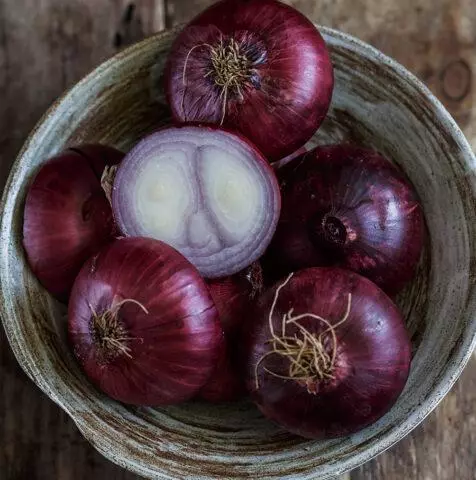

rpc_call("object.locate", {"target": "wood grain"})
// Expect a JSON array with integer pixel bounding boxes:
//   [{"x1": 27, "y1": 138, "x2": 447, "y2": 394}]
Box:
[{"x1": 0, "y1": 1, "x2": 475, "y2": 479}]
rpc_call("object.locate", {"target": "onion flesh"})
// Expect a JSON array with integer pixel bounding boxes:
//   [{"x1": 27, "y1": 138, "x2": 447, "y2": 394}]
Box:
[
  {"x1": 112, "y1": 125, "x2": 281, "y2": 279},
  {"x1": 245, "y1": 267, "x2": 411, "y2": 439},
  {"x1": 68, "y1": 237, "x2": 223, "y2": 406},
  {"x1": 165, "y1": 0, "x2": 334, "y2": 162},
  {"x1": 23, "y1": 145, "x2": 124, "y2": 302}
]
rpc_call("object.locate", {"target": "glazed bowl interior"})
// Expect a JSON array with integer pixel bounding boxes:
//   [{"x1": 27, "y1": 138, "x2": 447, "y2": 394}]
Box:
[{"x1": 1, "y1": 27, "x2": 476, "y2": 479}]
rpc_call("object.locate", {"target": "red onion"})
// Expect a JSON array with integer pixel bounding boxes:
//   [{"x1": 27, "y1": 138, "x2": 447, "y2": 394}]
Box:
[
  {"x1": 265, "y1": 145, "x2": 424, "y2": 294},
  {"x1": 198, "y1": 342, "x2": 244, "y2": 403},
  {"x1": 208, "y1": 262, "x2": 263, "y2": 332},
  {"x1": 164, "y1": 0, "x2": 334, "y2": 162},
  {"x1": 200, "y1": 263, "x2": 263, "y2": 402},
  {"x1": 245, "y1": 268, "x2": 411, "y2": 439},
  {"x1": 112, "y1": 125, "x2": 281, "y2": 279},
  {"x1": 23, "y1": 145, "x2": 124, "y2": 302},
  {"x1": 68, "y1": 237, "x2": 223, "y2": 406}
]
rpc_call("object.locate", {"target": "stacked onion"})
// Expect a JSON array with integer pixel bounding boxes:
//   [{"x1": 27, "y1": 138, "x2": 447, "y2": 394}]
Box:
[{"x1": 22, "y1": 0, "x2": 422, "y2": 439}]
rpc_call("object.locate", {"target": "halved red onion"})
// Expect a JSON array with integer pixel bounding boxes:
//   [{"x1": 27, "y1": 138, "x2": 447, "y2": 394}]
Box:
[
  {"x1": 165, "y1": 0, "x2": 334, "y2": 162},
  {"x1": 69, "y1": 237, "x2": 223, "y2": 406},
  {"x1": 112, "y1": 125, "x2": 281, "y2": 278},
  {"x1": 23, "y1": 145, "x2": 124, "y2": 302}
]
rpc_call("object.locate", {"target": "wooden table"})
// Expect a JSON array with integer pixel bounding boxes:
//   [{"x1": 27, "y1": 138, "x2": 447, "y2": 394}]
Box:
[{"x1": 1, "y1": 1, "x2": 475, "y2": 478}]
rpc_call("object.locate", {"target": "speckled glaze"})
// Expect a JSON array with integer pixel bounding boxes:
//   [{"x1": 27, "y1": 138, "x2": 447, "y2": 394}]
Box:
[{"x1": 1, "y1": 27, "x2": 476, "y2": 479}]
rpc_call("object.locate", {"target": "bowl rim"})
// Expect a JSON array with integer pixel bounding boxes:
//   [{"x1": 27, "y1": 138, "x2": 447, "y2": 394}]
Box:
[{"x1": 1, "y1": 24, "x2": 476, "y2": 479}]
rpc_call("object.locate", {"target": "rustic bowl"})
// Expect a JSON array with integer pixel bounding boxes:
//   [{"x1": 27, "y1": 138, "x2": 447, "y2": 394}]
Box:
[{"x1": 1, "y1": 26, "x2": 476, "y2": 479}]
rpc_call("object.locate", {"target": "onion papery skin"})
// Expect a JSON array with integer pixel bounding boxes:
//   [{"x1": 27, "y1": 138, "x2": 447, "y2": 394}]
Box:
[
  {"x1": 68, "y1": 237, "x2": 223, "y2": 406},
  {"x1": 200, "y1": 264, "x2": 262, "y2": 402},
  {"x1": 165, "y1": 0, "x2": 334, "y2": 162},
  {"x1": 265, "y1": 145, "x2": 424, "y2": 294},
  {"x1": 112, "y1": 125, "x2": 281, "y2": 279},
  {"x1": 245, "y1": 267, "x2": 411, "y2": 439},
  {"x1": 23, "y1": 145, "x2": 124, "y2": 302}
]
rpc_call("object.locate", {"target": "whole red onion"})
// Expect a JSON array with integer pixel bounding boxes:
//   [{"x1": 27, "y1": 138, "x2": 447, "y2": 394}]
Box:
[
  {"x1": 200, "y1": 263, "x2": 263, "y2": 402},
  {"x1": 69, "y1": 237, "x2": 223, "y2": 406},
  {"x1": 265, "y1": 145, "x2": 424, "y2": 294},
  {"x1": 165, "y1": 0, "x2": 334, "y2": 162},
  {"x1": 198, "y1": 342, "x2": 244, "y2": 403},
  {"x1": 208, "y1": 263, "x2": 263, "y2": 332},
  {"x1": 23, "y1": 145, "x2": 124, "y2": 302},
  {"x1": 245, "y1": 268, "x2": 411, "y2": 439}
]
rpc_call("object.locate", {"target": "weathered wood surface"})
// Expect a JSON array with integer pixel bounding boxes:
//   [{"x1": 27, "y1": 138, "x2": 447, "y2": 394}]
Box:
[{"x1": 0, "y1": 1, "x2": 474, "y2": 479}]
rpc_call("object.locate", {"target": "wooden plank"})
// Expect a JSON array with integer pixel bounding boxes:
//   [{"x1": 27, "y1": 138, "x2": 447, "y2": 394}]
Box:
[
  {"x1": 164, "y1": 0, "x2": 214, "y2": 27},
  {"x1": 0, "y1": 1, "x2": 164, "y2": 478},
  {"x1": 0, "y1": 329, "x2": 137, "y2": 479},
  {"x1": 0, "y1": 0, "x2": 166, "y2": 191}
]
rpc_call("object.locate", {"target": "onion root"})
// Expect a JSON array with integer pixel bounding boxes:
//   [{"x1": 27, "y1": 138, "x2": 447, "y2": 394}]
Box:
[
  {"x1": 101, "y1": 164, "x2": 118, "y2": 204},
  {"x1": 182, "y1": 38, "x2": 252, "y2": 124},
  {"x1": 255, "y1": 273, "x2": 352, "y2": 394},
  {"x1": 88, "y1": 298, "x2": 147, "y2": 360}
]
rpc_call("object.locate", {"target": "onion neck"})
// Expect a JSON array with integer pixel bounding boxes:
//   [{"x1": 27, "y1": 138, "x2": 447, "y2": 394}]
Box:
[{"x1": 309, "y1": 212, "x2": 358, "y2": 250}]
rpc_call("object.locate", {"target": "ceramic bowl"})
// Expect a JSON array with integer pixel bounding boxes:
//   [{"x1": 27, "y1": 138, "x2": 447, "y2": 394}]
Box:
[{"x1": 1, "y1": 26, "x2": 476, "y2": 479}]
